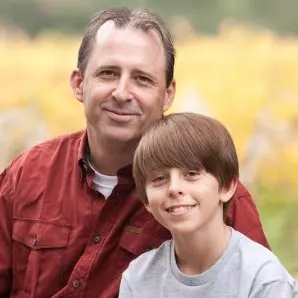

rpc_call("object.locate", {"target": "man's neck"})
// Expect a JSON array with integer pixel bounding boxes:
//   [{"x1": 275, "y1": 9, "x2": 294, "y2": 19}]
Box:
[
  {"x1": 172, "y1": 219, "x2": 231, "y2": 276},
  {"x1": 87, "y1": 128, "x2": 139, "y2": 176}
]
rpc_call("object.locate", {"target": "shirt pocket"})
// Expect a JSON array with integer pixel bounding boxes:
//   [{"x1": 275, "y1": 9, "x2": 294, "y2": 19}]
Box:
[
  {"x1": 12, "y1": 218, "x2": 70, "y2": 296},
  {"x1": 116, "y1": 226, "x2": 168, "y2": 270}
]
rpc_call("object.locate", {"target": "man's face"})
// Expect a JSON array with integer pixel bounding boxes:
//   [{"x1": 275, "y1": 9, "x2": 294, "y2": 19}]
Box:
[
  {"x1": 144, "y1": 168, "x2": 234, "y2": 236},
  {"x1": 71, "y1": 22, "x2": 175, "y2": 143}
]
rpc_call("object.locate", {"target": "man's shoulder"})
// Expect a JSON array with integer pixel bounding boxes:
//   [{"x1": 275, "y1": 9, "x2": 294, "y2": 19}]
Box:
[
  {"x1": 23, "y1": 130, "x2": 84, "y2": 154},
  {"x1": 234, "y1": 181, "x2": 251, "y2": 198},
  {"x1": 226, "y1": 181, "x2": 270, "y2": 249},
  {"x1": 8, "y1": 130, "x2": 84, "y2": 169}
]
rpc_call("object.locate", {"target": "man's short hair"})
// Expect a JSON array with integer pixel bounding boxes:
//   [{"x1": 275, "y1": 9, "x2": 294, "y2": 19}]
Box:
[
  {"x1": 77, "y1": 7, "x2": 175, "y2": 87},
  {"x1": 133, "y1": 112, "x2": 239, "y2": 216}
]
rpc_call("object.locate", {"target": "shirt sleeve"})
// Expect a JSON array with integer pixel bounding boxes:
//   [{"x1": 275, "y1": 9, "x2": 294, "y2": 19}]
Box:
[
  {"x1": 251, "y1": 281, "x2": 295, "y2": 298},
  {"x1": 226, "y1": 181, "x2": 270, "y2": 249},
  {"x1": 119, "y1": 275, "x2": 133, "y2": 298},
  {"x1": 0, "y1": 168, "x2": 14, "y2": 297},
  {"x1": 294, "y1": 285, "x2": 298, "y2": 298}
]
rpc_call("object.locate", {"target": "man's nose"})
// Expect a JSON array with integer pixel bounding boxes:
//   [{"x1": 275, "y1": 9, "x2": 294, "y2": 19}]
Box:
[{"x1": 112, "y1": 76, "x2": 133, "y2": 103}]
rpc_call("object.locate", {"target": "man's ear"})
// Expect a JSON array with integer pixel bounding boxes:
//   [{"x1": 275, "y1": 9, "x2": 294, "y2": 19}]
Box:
[
  {"x1": 219, "y1": 179, "x2": 238, "y2": 203},
  {"x1": 163, "y1": 80, "x2": 176, "y2": 112},
  {"x1": 70, "y1": 69, "x2": 84, "y2": 102}
]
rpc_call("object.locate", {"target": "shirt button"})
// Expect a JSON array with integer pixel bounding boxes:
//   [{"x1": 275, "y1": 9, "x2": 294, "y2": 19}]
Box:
[
  {"x1": 94, "y1": 235, "x2": 101, "y2": 244},
  {"x1": 72, "y1": 279, "x2": 81, "y2": 289},
  {"x1": 32, "y1": 237, "x2": 38, "y2": 247}
]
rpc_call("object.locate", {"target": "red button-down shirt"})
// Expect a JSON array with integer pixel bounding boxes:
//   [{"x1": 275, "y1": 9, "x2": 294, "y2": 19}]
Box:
[{"x1": 0, "y1": 130, "x2": 270, "y2": 298}]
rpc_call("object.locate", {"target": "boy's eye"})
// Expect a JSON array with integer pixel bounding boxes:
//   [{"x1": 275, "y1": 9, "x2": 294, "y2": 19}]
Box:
[
  {"x1": 185, "y1": 170, "x2": 200, "y2": 177},
  {"x1": 152, "y1": 175, "x2": 166, "y2": 183}
]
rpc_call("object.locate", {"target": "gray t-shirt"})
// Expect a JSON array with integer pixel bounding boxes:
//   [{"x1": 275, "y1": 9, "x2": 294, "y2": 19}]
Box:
[{"x1": 119, "y1": 229, "x2": 297, "y2": 298}]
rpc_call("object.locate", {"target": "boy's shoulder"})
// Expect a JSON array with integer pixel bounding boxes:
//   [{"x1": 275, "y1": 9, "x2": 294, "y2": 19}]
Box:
[
  {"x1": 123, "y1": 239, "x2": 172, "y2": 280},
  {"x1": 234, "y1": 229, "x2": 276, "y2": 261},
  {"x1": 233, "y1": 229, "x2": 296, "y2": 289},
  {"x1": 235, "y1": 229, "x2": 283, "y2": 267}
]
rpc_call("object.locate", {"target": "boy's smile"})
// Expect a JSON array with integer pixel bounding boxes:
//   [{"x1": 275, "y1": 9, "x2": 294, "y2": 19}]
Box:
[
  {"x1": 165, "y1": 204, "x2": 197, "y2": 215},
  {"x1": 145, "y1": 167, "x2": 232, "y2": 235}
]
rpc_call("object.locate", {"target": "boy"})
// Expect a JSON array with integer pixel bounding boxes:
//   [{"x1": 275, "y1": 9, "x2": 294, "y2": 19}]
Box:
[{"x1": 119, "y1": 113, "x2": 297, "y2": 297}]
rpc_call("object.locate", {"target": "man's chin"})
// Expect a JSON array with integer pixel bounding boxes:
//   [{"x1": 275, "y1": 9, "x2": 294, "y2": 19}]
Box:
[{"x1": 100, "y1": 128, "x2": 142, "y2": 145}]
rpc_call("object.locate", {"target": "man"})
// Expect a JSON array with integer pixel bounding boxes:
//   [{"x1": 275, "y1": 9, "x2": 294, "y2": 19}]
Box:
[{"x1": 0, "y1": 7, "x2": 269, "y2": 298}]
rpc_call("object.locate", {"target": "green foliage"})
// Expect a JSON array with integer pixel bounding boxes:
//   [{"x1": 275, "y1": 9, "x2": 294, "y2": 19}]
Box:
[
  {"x1": 1, "y1": 0, "x2": 298, "y2": 37},
  {"x1": 256, "y1": 185, "x2": 298, "y2": 275}
]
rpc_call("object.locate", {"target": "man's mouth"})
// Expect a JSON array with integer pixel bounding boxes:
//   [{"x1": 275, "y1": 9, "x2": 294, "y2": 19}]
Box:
[{"x1": 105, "y1": 108, "x2": 140, "y2": 116}]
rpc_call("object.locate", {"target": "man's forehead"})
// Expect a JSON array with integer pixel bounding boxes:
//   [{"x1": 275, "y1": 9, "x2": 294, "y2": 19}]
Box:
[
  {"x1": 95, "y1": 21, "x2": 117, "y2": 43},
  {"x1": 95, "y1": 20, "x2": 162, "y2": 47}
]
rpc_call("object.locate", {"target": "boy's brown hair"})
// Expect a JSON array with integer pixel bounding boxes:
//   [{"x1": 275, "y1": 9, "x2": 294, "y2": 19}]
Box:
[{"x1": 133, "y1": 112, "x2": 239, "y2": 217}]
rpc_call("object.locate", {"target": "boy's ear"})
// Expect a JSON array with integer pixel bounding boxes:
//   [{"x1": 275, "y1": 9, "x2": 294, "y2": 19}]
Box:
[
  {"x1": 219, "y1": 180, "x2": 238, "y2": 203},
  {"x1": 144, "y1": 203, "x2": 152, "y2": 214}
]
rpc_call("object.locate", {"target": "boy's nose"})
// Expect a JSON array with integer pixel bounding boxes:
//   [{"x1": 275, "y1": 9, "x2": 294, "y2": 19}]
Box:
[{"x1": 167, "y1": 180, "x2": 184, "y2": 198}]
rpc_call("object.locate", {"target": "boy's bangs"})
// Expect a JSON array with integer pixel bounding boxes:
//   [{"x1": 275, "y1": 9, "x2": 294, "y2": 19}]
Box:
[{"x1": 137, "y1": 123, "x2": 204, "y2": 177}]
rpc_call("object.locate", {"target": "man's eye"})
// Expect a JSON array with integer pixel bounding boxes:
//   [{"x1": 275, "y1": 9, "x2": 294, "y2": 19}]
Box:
[
  {"x1": 100, "y1": 70, "x2": 116, "y2": 77},
  {"x1": 136, "y1": 76, "x2": 151, "y2": 84}
]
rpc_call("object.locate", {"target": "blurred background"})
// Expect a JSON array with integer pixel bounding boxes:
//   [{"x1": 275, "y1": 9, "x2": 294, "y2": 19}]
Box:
[{"x1": 0, "y1": 0, "x2": 297, "y2": 278}]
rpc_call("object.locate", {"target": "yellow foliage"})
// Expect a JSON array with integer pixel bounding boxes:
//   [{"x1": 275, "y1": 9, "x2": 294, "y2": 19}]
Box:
[{"x1": 0, "y1": 27, "x2": 298, "y2": 193}]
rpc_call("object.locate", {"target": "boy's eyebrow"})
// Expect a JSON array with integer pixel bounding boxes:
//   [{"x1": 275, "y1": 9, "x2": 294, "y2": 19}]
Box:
[{"x1": 145, "y1": 169, "x2": 164, "y2": 177}]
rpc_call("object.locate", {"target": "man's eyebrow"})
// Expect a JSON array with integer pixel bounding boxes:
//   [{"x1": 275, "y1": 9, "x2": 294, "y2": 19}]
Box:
[
  {"x1": 95, "y1": 65, "x2": 120, "y2": 72},
  {"x1": 134, "y1": 69, "x2": 152, "y2": 77},
  {"x1": 92, "y1": 65, "x2": 120, "y2": 76}
]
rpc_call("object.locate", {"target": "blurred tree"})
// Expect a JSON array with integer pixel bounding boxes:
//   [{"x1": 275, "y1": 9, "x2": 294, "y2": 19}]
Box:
[{"x1": 0, "y1": 0, "x2": 298, "y2": 37}]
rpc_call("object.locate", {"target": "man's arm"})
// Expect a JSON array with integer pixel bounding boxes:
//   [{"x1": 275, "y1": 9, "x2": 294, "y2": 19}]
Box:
[
  {"x1": 0, "y1": 168, "x2": 13, "y2": 297},
  {"x1": 226, "y1": 181, "x2": 270, "y2": 249}
]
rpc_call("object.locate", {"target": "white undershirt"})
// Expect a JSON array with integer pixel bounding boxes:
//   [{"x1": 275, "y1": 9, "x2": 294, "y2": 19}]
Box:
[{"x1": 88, "y1": 159, "x2": 118, "y2": 199}]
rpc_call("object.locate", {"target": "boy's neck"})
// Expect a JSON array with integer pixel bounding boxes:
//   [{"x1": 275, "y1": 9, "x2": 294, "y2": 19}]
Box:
[{"x1": 172, "y1": 223, "x2": 231, "y2": 276}]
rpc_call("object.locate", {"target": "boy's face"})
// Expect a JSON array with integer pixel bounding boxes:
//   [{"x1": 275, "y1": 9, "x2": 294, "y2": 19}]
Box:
[{"x1": 144, "y1": 168, "x2": 235, "y2": 236}]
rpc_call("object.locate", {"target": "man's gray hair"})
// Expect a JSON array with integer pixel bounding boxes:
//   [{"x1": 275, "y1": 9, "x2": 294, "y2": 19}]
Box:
[{"x1": 77, "y1": 7, "x2": 175, "y2": 86}]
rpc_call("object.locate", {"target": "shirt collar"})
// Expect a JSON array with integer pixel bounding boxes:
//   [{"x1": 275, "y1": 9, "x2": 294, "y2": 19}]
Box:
[{"x1": 77, "y1": 130, "x2": 134, "y2": 185}]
